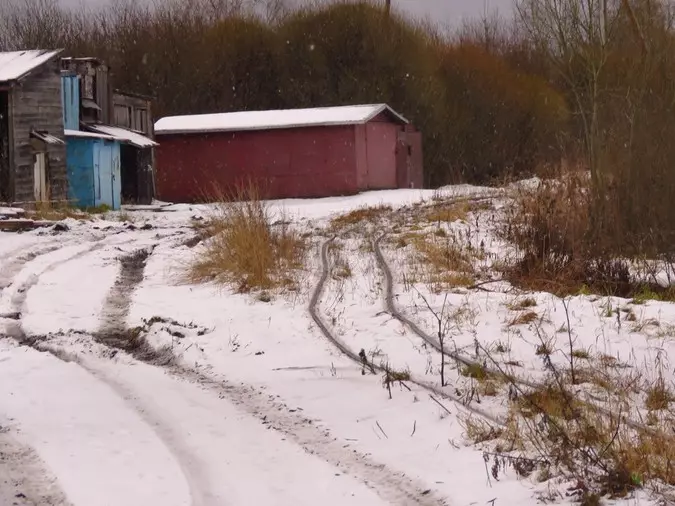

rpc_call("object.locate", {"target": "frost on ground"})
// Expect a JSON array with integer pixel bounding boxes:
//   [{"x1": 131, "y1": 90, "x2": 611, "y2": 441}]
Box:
[{"x1": 0, "y1": 184, "x2": 672, "y2": 505}]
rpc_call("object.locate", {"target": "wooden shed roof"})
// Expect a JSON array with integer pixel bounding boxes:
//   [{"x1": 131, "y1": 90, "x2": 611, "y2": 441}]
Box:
[
  {"x1": 0, "y1": 49, "x2": 62, "y2": 83},
  {"x1": 154, "y1": 104, "x2": 409, "y2": 135}
]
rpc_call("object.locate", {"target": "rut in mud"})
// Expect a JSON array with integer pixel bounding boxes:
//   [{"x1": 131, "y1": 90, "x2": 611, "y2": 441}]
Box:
[{"x1": 93, "y1": 245, "x2": 175, "y2": 365}]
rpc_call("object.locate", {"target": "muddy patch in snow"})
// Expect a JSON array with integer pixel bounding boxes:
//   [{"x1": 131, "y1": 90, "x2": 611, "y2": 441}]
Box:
[{"x1": 94, "y1": 246, "x2": 175, "y2": 365}]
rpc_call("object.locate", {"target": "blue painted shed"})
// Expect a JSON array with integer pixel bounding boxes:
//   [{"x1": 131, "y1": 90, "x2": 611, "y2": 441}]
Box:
[
  {"x1": 65, "y1": 132, "x2": 122, "y2": 209},
  {"x1": 61, "y1": 72, "x2": 123, "y2": 209}
]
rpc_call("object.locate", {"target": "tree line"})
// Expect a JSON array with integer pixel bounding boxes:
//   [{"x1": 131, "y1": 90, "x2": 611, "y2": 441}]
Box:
[
  {"x1": 4, "y1": 0, "x2": 675, "y2": 264},
  {"x1": 0, "y1": 0, "x2": 568, "y2": 187}
]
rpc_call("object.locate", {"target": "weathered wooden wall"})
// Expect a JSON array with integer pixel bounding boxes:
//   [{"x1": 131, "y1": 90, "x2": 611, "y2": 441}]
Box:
[
  {"x1": 61, "y1": 58, "x2": 112, "y2": 125},
  {"x1": 113, "y1": 92, "x2": 153, "y2": 136},
  {"x1": 0, "y1": 91, "x2": 10, "y2": 202},
  {"x1": 114, "y1": 91, "x2": 156, "y2": 204},
  {"x1": 9, "y1": 59, "x2": 67, "y2": 203}
]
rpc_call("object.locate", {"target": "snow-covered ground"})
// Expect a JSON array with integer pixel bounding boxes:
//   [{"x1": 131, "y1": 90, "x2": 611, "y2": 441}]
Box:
[{"x1": 0, "y1": 185, "x2": 671, "y2": 506}]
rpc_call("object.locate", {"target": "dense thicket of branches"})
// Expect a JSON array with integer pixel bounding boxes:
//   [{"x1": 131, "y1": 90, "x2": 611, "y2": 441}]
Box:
[{"x1": 0, "y1": 0, "x2": 568, "y2": 186}]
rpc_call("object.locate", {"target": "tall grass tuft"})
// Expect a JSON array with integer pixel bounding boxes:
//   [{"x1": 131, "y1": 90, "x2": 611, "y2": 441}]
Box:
[{"x1": 188, "y1": 183, "x2": 305, "y2": 292}]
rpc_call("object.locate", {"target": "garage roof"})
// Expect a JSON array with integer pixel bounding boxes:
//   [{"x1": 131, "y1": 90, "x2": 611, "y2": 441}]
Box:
[
  {"x1": 154, "y1": 104, "x2": 409, "y2": 135},
  {"x1": 0, "y1": 49, "x2": 62, "y2": 83}
]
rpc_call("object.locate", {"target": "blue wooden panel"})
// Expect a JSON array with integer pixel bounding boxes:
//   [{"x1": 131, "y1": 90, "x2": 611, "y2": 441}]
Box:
[
  {"x1": 61, "y1": 75, "x2": 80, "y2": 131},
  {"x1": 111, "y1": 142, "x2": 122, "y2": 209},
  {"x1": 94, "y1": 140, "x2": 122, "y2": 210},
  {"x1": 66, "y1": 138, "x2": 96, "y2": 208}
]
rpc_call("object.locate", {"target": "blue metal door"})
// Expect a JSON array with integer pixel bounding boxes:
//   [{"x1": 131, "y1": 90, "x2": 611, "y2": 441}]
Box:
[{"x1": 95, "y1": 141, "x2": 114, "y2": 208}]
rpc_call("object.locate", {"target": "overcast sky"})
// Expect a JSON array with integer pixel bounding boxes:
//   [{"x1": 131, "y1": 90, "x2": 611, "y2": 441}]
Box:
[
  {"x1": 58, "y1": 0, "x2": 517, "y2": 27},
  {"x1": 390, "y1": 0, "x2": 515, "y2": 26}
]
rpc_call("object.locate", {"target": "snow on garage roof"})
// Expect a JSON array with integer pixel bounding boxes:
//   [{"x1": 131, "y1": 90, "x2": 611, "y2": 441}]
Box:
[
  {"x1": 0, "y1": 49, "x2": 62, "y2": 83},
  {"x1": 86, "y1": 125, "x2": 158, "y2": 148},
  {"x1": 154, "y1": 104, "x2": 409, "y2": 135}
]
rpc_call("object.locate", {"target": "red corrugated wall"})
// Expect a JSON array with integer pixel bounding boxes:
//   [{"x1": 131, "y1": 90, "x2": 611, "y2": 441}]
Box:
[{"x1": 155, "y1": 125, "x2": 360, "y2": 202}]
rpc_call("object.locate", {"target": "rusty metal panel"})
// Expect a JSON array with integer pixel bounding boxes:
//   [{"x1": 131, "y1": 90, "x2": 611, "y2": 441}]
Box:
[{"x1": 155, "y1": 125, "x2": 360, "y2": 203}]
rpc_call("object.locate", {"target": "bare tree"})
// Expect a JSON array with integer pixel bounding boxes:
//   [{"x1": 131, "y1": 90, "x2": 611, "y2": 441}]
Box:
[
  {"x1": 415, "y1": 288, "x2": 450, "y2": 387},
  {"x1": 515, "y1": 0, "x2": 622, "y2": 192}
]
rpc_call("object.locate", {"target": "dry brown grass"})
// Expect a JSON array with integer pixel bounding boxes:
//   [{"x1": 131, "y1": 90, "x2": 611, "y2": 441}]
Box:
[
  {"x1": 331, "y1": 256, "x2": 352, "y2": 279},
  {"x1": 507, "y1": 310, "x2": 539, "y2": 327},
  {"x1": 330, "y1": 204, "x2": 393, "y2": 231},
  {"x1": 462, "y1": 416, "x2": 504, "y2": 444},
  {"x1": 501, "y1": 174, "x2": 675, "y2": 300},
  {"x1": 28, "y1": 201, "x2": 93, "y2": 221},
  {"x1": 511, "y1": 382, "x2": 675, "y2": 496},
  {"x1": 187, "y1": 184, "x2": 305, "y2": 292},
  {"x1": 507, "y1": 297, "x2": 538, "y2": 311},
  {"x1": 645, "y1": 379, "x2": 674, "y2": 411},
  {"x1": 395, "y1": 230, "x2": 477, "y2": 292},
  {"x1": 425, "y1": 201, "x2": 470, "y2": 223},
  {"x1": 478, "y1": 346, "x2": 675, "y2": 500}
]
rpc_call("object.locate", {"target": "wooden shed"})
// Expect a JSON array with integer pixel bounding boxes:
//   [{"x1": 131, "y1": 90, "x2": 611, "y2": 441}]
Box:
[
  {"x1": 60, "y1": 57, "x2": 158, "y2": 206},
  {"x1": 0, "y1": 49, "x2": 68, "y2": 205},
  {"x1": 153, "y1": 104, "x2": 423, "y2": 203},
  {"x1": 111, "y1": 90, "x2": 157, "y2": 204}
]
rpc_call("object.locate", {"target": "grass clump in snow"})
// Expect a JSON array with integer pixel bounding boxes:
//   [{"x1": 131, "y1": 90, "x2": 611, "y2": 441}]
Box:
[
  {"x1": 400, "y1": 231, "x2": 476, "y2": 293},
  {"x1": 330, "y1": 204, "x2": 392, "y2": 232},
  {"x1": 28, "y1": 200, "x2": 95, "y2": 221},
  {"x1": 461, "y1": 416, "x2": 503, "y2": 444},
  {"x1": 507, "y1": 297, "x2": 537, "y2": 311},
  {"x1": 188, "y1": 183, "x2": 305, "y2": 292},
  {"x1": 425, "y1": 201, "x2": 470, "y2": 224},
  {"x1": 645, "y1": 378, "x2": 674, "y2": 411},
  {"x1": 507, "y1": 310, "x2": 539, "y2": 327},
  {"x1": 381, "y1": 363, "x2": 411, "y2": 399}
]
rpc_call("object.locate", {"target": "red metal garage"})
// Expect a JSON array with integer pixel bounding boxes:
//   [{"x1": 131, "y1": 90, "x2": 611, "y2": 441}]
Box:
[{"x1": 153, "y1": 104, "x2": 423, "y2": 202}]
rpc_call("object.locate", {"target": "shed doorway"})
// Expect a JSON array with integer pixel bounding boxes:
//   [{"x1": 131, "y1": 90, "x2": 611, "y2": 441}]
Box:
[
  {"x1": 33, "y1": 152, "x2": 48, "y2": 202},
  {"x1": 93, "y1": 141, "x2": 122, "y2": 209},
  {"x1": 0, "y1": 91, "x2": 9, "y2": 202}
]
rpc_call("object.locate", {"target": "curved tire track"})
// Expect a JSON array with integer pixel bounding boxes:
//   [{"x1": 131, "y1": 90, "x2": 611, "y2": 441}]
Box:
[
  {"x1": 83, "y1": 243, "x2": 449, "y2": 506},
  {"x1": 373, "y1": 232, "x2": 671, "y2": 439},
  {"x1": 309, "y1": 238, "x2": 507, "y2": 427}
]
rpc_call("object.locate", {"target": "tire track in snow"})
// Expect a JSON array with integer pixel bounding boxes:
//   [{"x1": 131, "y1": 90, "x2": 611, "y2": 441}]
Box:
[
  {"x1": 310, "y1": 238, "x2": 506, "y2": 428},
  {"x1": 84, "y1": 243, "x2": 449, "y2": 506},
  {"x1": 0, "y1": 425, "x2": 73, "y2": 506},
  {"x1": 0, "y1": 240, "x2": 69, "y2": 291},
  {"x1": 1, "y1": 240, "x2": 108, "y2": 341},
  {"x1": 372, "y1": 215, "x2": 675, "y2": 440}
]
